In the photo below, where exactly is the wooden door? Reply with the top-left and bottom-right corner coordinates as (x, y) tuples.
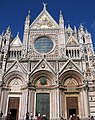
(66, 97), (78, 120)
(8, 97), (20, 120)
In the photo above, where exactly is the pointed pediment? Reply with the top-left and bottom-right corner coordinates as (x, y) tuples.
(30, 58), (55, 76)
(66, 25), (73, 32)
(5, 60), (27, 76)
(30, 9), (59, 30)
(11, 34), (22, 47)
(66, 36), (79, 46)
(59, 59), (82, 75)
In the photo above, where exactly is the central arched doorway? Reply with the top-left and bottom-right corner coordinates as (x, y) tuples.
(30, 70), (56, 120)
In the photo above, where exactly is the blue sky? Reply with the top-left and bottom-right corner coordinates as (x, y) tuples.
(0, 0), (95, 49)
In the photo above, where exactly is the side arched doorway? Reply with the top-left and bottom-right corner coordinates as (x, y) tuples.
(64, 77), (79, 120)
(3, 71), (26, 120)
(59, 70), (83, 120)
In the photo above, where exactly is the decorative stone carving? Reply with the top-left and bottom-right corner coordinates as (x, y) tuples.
(64, 78), (78, 87)
(41, 63), (45, 68)
(32, 13), (57, 29)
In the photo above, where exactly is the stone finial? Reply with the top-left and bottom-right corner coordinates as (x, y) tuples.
(27, 10), (30, 18)
(7, 26), (11, 31)
(60, 10), (62, 16)
(17, 32), (19, 37)
(79, 23), (85, 32)
(28, 10), (30, 16)
(43, 2), (47, 10)
(68, 24), (70, 28)
(28, 10), (30, 14)
(6, 26), (11, 34)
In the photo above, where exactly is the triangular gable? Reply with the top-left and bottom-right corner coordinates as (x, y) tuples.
(66, 25), (73, 32)
(10, 34), (22, 47)
(59, 59), (82, 75)
(66, 36), (79, 46)
(30, 9), (59, 30)
(4, 59), (27, 77)
(30, 58), (56, 76)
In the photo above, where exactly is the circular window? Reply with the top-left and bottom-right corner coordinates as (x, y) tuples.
(34, 36), (53, 53)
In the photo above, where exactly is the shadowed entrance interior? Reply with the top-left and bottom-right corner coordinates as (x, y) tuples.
(10, 109), (17, 120)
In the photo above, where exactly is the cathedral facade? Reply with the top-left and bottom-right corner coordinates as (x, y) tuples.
(0, 4), (95, 120)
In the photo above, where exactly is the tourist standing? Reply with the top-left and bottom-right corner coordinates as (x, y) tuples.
(91, 116), (94, 120)
(26, 112), (29, 120)
(30, 112), (33, 120)
(41, 115), (47, 120)
(6, 112), (11, 120)
(37, 112), (41, 120)
(0, 111), (3, 120)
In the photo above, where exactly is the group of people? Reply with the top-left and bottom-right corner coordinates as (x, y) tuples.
(26, 112), (33, 120)
(36, 112), (47, 120)
(0, 111), (11, 120)
(69, 114), (80, 120)
(69, 115), (95, 120)
(26, 112), (48, 120)
(1, 111), (95, 120)
(88, 116), (94, 120)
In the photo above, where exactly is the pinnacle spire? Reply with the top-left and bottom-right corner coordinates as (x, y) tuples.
(85, 28), (88, 34)
(68, 24), (70, 28)
(74, 25), (77, 33)
(27, 10), (30, 18)
(28, 10), (30, 16)
(25, 10), (31, 24)
(6, 25), (11, 34)
(2, 30), (4, 36)
(7, 25), (11, 31)
(59, 10), (64, 24)
(16, 32), (19, 37)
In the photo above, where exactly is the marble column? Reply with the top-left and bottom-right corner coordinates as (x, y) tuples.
(0, 88), (2, 111)
(83, 87), (90, 118)
(56, 88), (60, 119)
(0, 89), (9, 118)
(20, 89), (28, 119)
(80, 90), (85, 118)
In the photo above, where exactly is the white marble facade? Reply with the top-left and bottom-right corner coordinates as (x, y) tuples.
(0, 4), (95, 120)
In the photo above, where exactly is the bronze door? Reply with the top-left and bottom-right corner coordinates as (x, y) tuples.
(66, 97), (78, 120)
(8, 97), (20, 120)
(36, 93), (50, 120)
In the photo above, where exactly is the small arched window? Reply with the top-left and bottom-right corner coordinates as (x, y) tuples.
(83, 37), (85, 43)
(66, 49), (68, 57)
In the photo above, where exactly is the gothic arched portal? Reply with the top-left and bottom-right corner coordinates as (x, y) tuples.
(59, 70), (83, 120)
